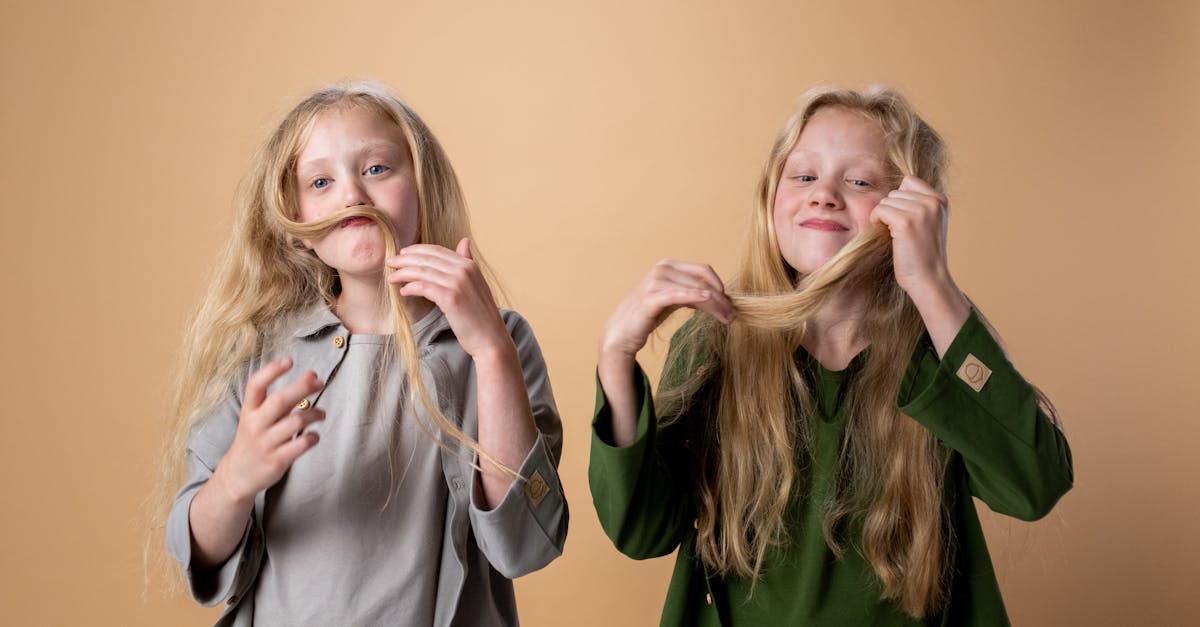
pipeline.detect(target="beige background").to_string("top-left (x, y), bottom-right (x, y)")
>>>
top-left (2, 1), bottom-right (1197, 625)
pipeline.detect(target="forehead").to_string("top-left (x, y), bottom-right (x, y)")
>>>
top-left (297, 104), bottom-right (409, 159)
top-left (787, 106), bottom-right (889, 164)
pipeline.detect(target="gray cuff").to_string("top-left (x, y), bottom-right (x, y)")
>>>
top-left (468, 433), bottom-right (568, 578)
top-left (166, 486), bottom-right (253, 607)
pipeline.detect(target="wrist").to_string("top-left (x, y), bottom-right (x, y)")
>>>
top-left (598, 338), bottom-right (636, 370)
top-left (470, 334), bottom-right (520, 371)
top-left (905, 271), bottom-right (964, 310)
top-left (598, 323), bottom-right (641, 362)
top-left (597, 346), bottom-right (637, 392)
top-left (211, 462), bottom-right (256, 510)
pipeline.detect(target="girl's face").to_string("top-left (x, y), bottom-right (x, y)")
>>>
top-left (772, 107), bottom-right (892, 276)
top-left (294, 105), bottom-right (420, 281)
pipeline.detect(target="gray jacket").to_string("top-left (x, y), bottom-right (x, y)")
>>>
top-left (166, 304), bottom-right (568, 626)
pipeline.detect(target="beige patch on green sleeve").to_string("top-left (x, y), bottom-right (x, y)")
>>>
top-left (956, 353), bottom-right (992, 392)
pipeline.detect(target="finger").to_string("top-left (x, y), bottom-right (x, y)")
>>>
top-left (244, 357), bottom-right (293, 410)
top-left (399, 243), bottom-right (456, 257)
top-left (275, 431), bottom-right (320, 466)
top-left (886, 190), bottom-right (937, 205)
top-left (256, 371), bottom-right (324, 427)
top-left (653, 261), bottom-right (727, 295)
top-left (898, 176), bottom-right (947, 205)
top-left (695, 297), bottom-right (738, 324)
top-left (389, 265), bottom-right (453, 289)
top-left (398, 281), bottom-right (488, 317)
top-left (397, 280), bottom-right (435, 299)
top-left (391, 248), bottom-right (468, 274)
top-left (671, 260), bottom-right (728, 295)
top-left (647, 287), bottom-right (735, 323)
top-left (870, 204), bottom-right (903, 230)
top-left (385, 246), bottom-right (454, 270)
top-left (456, 237), bottom-right (472, 259)
top-left (645, 287), bottom-right (712, 315)
top-left (653, 271), bottom-right (733, 321)
top-left (265, 408), bottom-right (326, 447)
top-left (885, 192), bottom-right (945, 221)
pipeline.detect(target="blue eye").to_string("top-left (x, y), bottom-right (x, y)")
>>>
top-left (366, 164), bottom-right (388, 175)
top-left (848, 179), bottom-right (870, 187)
top-left (312, 178), bottom-right (330, 189)
top-left (794, 175), bottom-right (816, 182)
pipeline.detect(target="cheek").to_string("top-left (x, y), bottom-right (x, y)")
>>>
top-left (849, 196), bottom-right (883, 229)
top-left (771, 188), bottom-right (795, 226)
top-left (295, 197), bottom-right (322, 223)
top-left (392, 184), bottom-right (421, 242)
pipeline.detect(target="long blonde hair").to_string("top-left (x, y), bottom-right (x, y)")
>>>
top-left (147, 81), bottom-right (505, 592)
top-left (660, 86), bottom-right (951, 616)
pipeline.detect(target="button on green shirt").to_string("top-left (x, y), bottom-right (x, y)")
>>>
top-left (589, 310), bottom-right (1073, 626)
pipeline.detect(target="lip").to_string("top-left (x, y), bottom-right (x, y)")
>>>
top-left (799, 218), bottom-right (849, 232)
top-left (338, 216), bottom-right (373, 228)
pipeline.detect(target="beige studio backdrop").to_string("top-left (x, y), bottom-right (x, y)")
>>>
top-left (1, 1), bottom-right (1197, 625)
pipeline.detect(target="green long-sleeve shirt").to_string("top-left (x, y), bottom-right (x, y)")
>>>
top-left (589, 310), bottom-right (1073, 626)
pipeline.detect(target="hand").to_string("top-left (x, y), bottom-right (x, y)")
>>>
top-left (871, 175), bottom-right (970, 355)
top-left (599, 259), bottom-right (736, 363)
top-left (386, 238), bottom-right (509, 359)
top-left (870, 175), bottom-right (955, 297)
top-left (597, 259), bottom-right (734, 447)
top-left (214, 357), bottom-right (326, 504)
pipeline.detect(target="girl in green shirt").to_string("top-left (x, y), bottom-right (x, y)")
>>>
top-left (590, 86), bottom-right (1073, 625)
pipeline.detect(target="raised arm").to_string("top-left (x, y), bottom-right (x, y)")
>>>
top-left (598, 259), bottom-right (736, 446)
top-left (388, 238), bottom-right (538, 506)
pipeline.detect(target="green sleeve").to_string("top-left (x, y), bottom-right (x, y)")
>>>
top-left (589, 324), bottom-right (706, 560)
top-left (900, 309), bottom-right (1074, 521)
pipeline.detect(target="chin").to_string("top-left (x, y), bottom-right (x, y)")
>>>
top-left (781, 253), bottom-right (830, 277)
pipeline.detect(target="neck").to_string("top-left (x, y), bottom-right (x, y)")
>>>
top-left (334, 274), bottom-right (433, 334)
top-left (800, 289), bottom-right (869, 372)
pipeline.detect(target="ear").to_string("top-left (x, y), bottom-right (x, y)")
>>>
top-left (301, 238), bottom-right (315, 250)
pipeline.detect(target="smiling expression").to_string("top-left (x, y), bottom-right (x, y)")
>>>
top-left (772, 106), bottom-right (894, 277)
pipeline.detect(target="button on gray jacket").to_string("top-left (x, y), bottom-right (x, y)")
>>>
top-left (166, 304), bottom-right (568, 626)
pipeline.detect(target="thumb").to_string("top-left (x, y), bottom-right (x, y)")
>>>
top-left (456, 237), bottom-right (472, 259)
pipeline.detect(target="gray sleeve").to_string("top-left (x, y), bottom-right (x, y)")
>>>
top-left (164, 375), bottom-right (265, 606)
top-left (466, 312), bottom-right (568, 579)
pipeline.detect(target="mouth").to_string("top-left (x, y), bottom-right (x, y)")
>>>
top-left (338, 216), bottom-right (374, 228)
top-left (799, 218), bottom-right (849, 232)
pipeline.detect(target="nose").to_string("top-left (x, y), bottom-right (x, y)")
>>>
top-left (808, 179), bottom-right (842, 211)
top-left (342, 179), bottom-right (370, 208)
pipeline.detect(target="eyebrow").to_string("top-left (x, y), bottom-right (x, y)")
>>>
top-left (295, 140), bottom-right (408, 172)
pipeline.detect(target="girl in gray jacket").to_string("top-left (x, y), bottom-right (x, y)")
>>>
top-left (155, 81), bottom-right (567, 626)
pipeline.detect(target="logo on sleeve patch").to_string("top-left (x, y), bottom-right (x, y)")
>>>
top-left (524, 470), bottom-right (550, 506)
top-left (956, 353), bottom-right (992, 392)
